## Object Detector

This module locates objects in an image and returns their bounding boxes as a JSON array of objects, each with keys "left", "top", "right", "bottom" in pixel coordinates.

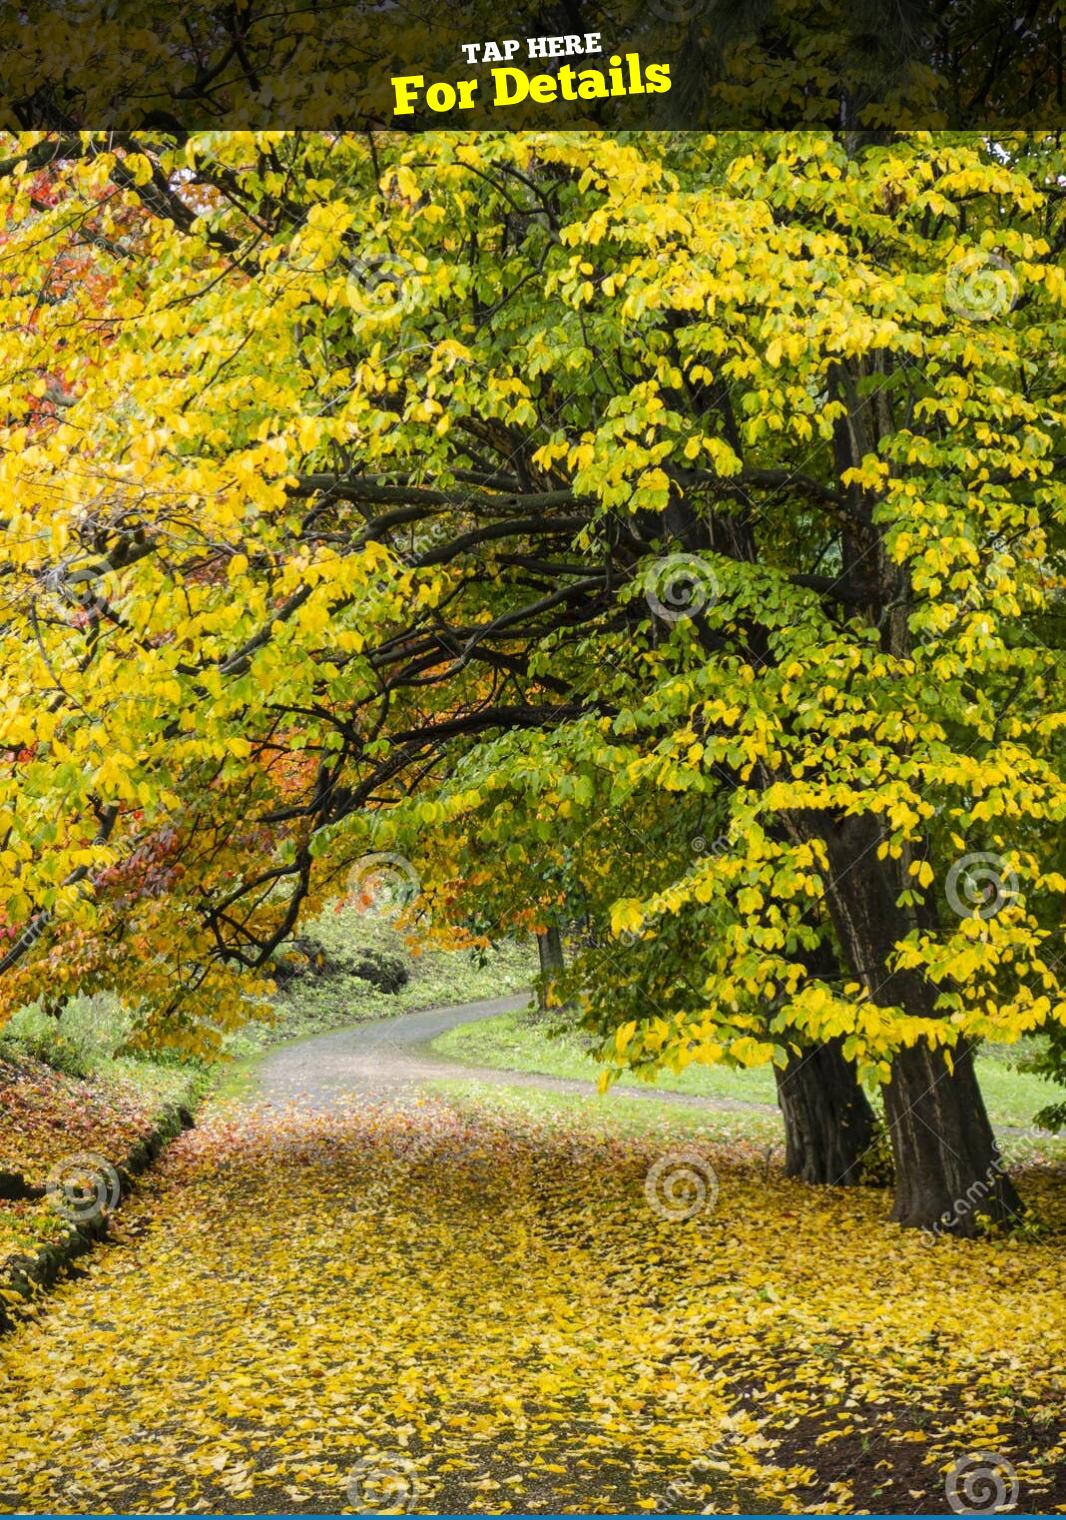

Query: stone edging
[{"left": 0, "top": 1103, "right": 195, "bottom": 1332}]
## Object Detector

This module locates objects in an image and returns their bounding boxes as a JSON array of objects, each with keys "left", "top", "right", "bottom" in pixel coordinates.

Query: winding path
[
  {"left": 0, "top": 995, "right": 772, "bottom": 1515},
  {"left": 253, "top": 991, "right": 779, "bottom": 1117}
]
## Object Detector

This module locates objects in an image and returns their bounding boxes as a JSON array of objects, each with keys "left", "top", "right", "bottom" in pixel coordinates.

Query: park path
[
  {"left": 253, "top": 990, "right": 778, "bottom": 1117},
  {"left": 2, "top": 1001, "right": 1057, "bottom": 1515},
  {"left": 0, "top": 996, "right": 770, "bottom": 1516}
]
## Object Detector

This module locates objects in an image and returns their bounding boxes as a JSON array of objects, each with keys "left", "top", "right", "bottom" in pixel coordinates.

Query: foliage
[
  {"left": 1031, "top": 1023, "right": 1066, "bottom": 1134},
  {"left": 431, "top": 1075, "right": 787, "bottom": 1148},
  {"left": 0, "top": 1096, "right": 1062, "bottom": 1513},
  {"left": 436, "top": 1008, "right": 777, "bottom": 1102},
  {"left": 0, "top": 128, "right": 1063, "bottom": 1226},
  {"left": 3, "top": 0, "right": 1064, "bottom": 135},
  {"left": 0, "top": 1050, "right": 201, "bottom": 1260}
]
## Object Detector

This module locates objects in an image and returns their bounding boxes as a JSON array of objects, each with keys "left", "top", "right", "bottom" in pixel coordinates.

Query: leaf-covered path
[{"left": 0, "top": 1002, "right": 1063, "bottom": 1515}]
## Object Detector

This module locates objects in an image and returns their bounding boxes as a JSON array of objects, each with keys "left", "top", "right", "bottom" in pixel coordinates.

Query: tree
[
  {"left": 3, "top": 1, "right": 1061, "bottom": 132},
  {"left": 0, "top": 129, "right": 1062, "bottom": 1230}
]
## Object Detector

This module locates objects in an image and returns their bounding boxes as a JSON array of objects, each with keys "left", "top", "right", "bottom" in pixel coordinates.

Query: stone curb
[{"left": 0, "top": 1102, "right": 195, "bottom": 1332}]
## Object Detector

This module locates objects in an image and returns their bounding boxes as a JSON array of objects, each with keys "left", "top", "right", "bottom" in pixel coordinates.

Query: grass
[
  {"left": 0, "top": 993, "right": 212, "bottom": 1260},
  {"left": 433, "top": 1009, "right": 778, "bottom": 1105},
  {"left": 432, "top": 1010, "right": 1066, "bottom": 1154},
  {"left": 427, "top": 1075, "right": 786, "bottom": 1147},
  {"left": 0, "top": 995, "right": 209, "bottom": 1112},
  {"left": 0, "top": 908, "right": 538, "bottom": 1116},
  {"left": 0, "top": 910, "right": 533, "bottom": 1260},
  {"left": 0, "top": 910, "right": 535, "bottom": 1096},
  {"left": 3, "top": 904, "right": 1063, "bottom": 1227},
  {"left": 3, "top": 1091, "right": 1062, "bottom": 1516}
]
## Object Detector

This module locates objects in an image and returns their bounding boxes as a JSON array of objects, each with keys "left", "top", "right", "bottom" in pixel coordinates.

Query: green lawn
[
  {"left": 2, "top": 913, "right": 536, "bottom": 1085},
  {"left": 427, "top": 1076, "right": 786, "bottom": 1147},
  {"left": 432, "top": 1010, "right": 1065, "bottom": 1149},
  {"left": 0, "top": 997, "right": 210, "bottom": 1112},
  {"left": 432, "top": 1008, "right": 779, "bottom": 1104},
  {"left": 7, "top": 911, "right": 1060, "bottom": 1161}
]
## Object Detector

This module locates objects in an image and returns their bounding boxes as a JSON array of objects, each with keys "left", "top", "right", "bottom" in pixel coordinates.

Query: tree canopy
[{"left": 0, "top": 129, "right": 1063, "bottom": 1227}]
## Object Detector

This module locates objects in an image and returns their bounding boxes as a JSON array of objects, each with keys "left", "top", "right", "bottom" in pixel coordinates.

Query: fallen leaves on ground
[
  {"left": 0, "top": 1057, "right": 157, "bottom": 1183},
  {"left": 0, "top": 1097, "right": 1062, "bottom": 1514},
  {"left": 0, "top": 1056, "right": 163, "bottom": 1259}
]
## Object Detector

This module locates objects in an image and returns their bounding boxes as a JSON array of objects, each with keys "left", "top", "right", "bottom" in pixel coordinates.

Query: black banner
[{"left": 3, "top": 1, "right": 1063, "bottom": 129}]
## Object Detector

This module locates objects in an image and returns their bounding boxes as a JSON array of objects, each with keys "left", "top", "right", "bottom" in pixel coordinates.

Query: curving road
[{"left": 252, "top": 991, "right": 779, "bottom": 1117}]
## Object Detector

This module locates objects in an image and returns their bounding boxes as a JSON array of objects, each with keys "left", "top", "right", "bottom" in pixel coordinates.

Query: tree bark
[
  {"left": 806, "top": 812, "right": 1023, "bottom": 1234},
  {"left": 884, "top": 1041, "right": 1021, "bottom": 1234},
  {"left": 536, "top": 927, "right": 565, "bottom": 1012},
  {"left": 775, "top": 1037, "right": 878, "bottom": 1185}
]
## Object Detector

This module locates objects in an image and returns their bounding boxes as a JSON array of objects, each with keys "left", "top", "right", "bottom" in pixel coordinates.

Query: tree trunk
[
  {"left": 775, "top": 1037, "right": 878, "bottom": 1185},
  {"left": 807, "top": 813, "right": 1023, "bottom": 1234},
  {"left": 884, "top": 1041, "right": 1021, "bottom": 1234},
  {"left": 536, "top": 927, "right": 565, "bottom": 1012}
]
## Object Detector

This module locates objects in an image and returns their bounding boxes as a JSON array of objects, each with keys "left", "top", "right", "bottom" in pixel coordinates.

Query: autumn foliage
[{"left": 0, "top": 130, "right": 1063, "bottom": 1231}]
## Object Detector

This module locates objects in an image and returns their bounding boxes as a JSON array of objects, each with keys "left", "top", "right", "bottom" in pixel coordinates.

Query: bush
[
  {"left": 269, "top": 935, "right": 410, "bottom": 995},
  {"left": 0, "top": 993, "right": 133, "bottom": 1078}
]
